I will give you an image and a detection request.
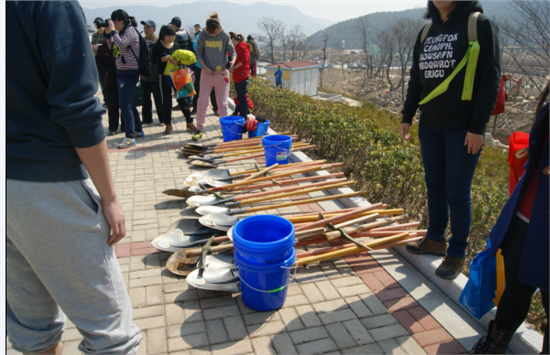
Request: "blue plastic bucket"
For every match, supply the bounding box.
[262,135,292,166]
[232,215,295,265]
[248,120,270,138]
[236,248,296,311]
[220,116,245,142]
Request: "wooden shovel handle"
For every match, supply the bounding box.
[185,243,234,258]
[244,191,367,213]
[222,143,309,158]
[287,209,403,223]
[231,172,344,191]
[238,181,355,206]
[322,216,404,241]
[233,178,348,201]
[207,164,332,192]
[296,233,409,266]
[225,164,279,192]
[225,144,316,163]
[230,159,327,176]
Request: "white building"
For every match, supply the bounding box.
[265,61,321,96]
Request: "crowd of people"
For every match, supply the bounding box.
[91,10,261,146]
[6,1,548,355]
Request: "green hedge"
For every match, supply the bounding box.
[248,77,509,273]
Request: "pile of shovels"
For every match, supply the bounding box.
[154,136,424,292]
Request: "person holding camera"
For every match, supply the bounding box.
[194,12,236,140]
[105,9,145,149]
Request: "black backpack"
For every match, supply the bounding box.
[128,27,152,77]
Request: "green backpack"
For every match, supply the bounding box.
[419,12,481,105]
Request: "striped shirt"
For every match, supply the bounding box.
[106,26,139,70]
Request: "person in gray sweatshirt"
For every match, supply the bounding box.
[193,12,236,140]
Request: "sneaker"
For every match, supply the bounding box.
[118,138,136,149]
[435,255,465,280]
[405,237,446,256]
[108,131,116,136]
[186,123,197,132]
[214,110,219,116]
[192,130,203,141]
[134,131,145,138]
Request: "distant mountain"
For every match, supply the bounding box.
[307,1,512,49]
[81,1,333,37]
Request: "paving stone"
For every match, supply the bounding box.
[294,265,328,284]
[383,295,419,312]
[133,315,165,330]
[374,270,400,289]
[200,296,236,309]
[163,281,190,294]
[330,276,364,288]
[250,336,276,354]
[167,321,206,338]
[376,339,407,355]
[278,308,305,331]
[295,337,338,355]
[280,295,309,308]
[392,310,425,334]
[243,310,280,326]
[61,340,81,355]
[236,297,257,315]
[198,289,218,299]
[369,324,409,342]
[294,305,322,328]
[286,283,303,296]
[318,309,357,325]
[289,326,329,345]
[206,319,229,345]
[360,273,386,293]
[299,283,325,303]
[147,327,167,354]
[395,335,427,355]
[129,268,161,279]
[361,313,399,330]
[343,319,374,345]
[342,342,384,355]
[408,306,441,331]
[271,332,298,355]
[129,276,162,288]
[224,316,248,341]
[319,262,341,279]
[165,303,184,325]
[423,339,467,355]
[62,328,82,342]
[146,285,164,306]
[314,280,341,300]
[164,289,199,303]
[376,287,409,302]
[167,333,209,352]
[361,293,389,315]
[210,339,253,355]
[325,323,357,350]
[247,321,286,338]
[345,296,374,318]
[129,256,146,271]
[133,305,164,319]
[312,299,348,314]
[337,283,372,297]
[412,328,453,347]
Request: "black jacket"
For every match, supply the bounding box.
[401,1,501,134]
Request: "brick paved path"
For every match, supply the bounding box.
[7,97,471,355]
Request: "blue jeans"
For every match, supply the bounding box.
[418,124,482,258]
[116,70,142,139]
[234,79,249,119]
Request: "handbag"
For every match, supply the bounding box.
[169,67,196,99]
[459,239,504,319]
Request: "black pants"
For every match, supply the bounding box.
[160,79,192,125]
[106,86,123,132]
[141,79,162,124]
[234,79,249,119]
[192,66,217,112]
[495,243,549,353]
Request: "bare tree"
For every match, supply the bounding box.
[497,0,550,92]
[280,25,289,62]
[287,24,305,61]
[389,17,424,100]
[319,28,331,88]
[355,16,373,79]
[374,29,397,91]
[257,17,285,63]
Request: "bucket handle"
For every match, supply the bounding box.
[238,259,298,293]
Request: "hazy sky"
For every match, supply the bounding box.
[79,0,427,23]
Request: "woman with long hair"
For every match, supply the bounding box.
[470,82,549,354]
[152,25,196,134]
[228,32,251,119]
[106,9,144,148]
[194,13,236,140]
[400,1,501,279]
